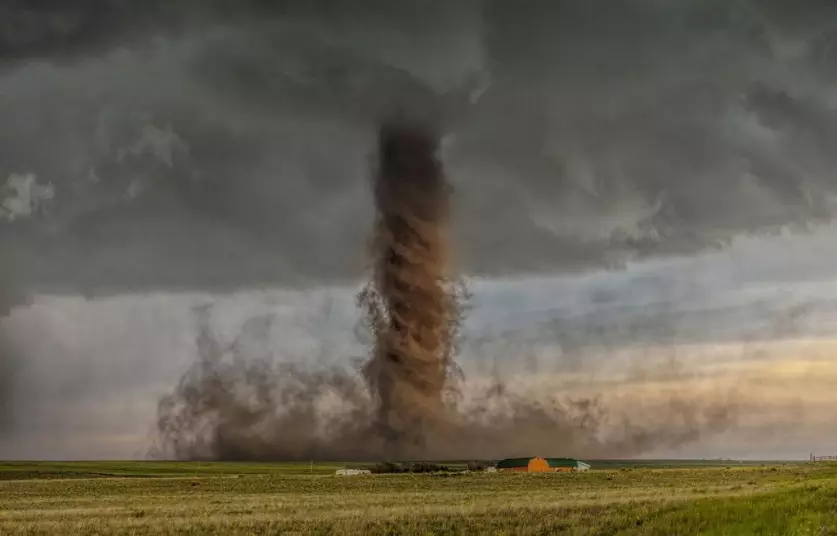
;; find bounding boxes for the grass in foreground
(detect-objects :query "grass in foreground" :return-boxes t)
[0,461,835,535]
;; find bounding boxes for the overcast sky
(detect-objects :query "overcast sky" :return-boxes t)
[5,1,837,291]
[3,1,837,460]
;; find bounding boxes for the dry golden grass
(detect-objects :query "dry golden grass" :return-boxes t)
[1,462,836,534]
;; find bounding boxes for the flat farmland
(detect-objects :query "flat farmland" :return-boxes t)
[1,461,836,535]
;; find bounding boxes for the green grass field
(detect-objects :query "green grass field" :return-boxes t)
[1,461,836,535]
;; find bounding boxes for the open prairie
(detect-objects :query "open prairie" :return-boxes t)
[1,461,836,535]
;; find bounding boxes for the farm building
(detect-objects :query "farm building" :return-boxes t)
[496,457,591,473]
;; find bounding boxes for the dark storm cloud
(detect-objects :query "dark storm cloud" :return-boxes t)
[3,1,837,295]
[450,0,837,271]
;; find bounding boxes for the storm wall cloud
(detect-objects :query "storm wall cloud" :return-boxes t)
[3,1,837,295]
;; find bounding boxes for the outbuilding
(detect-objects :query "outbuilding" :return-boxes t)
[335,468,372,476]
[496,457,591,473]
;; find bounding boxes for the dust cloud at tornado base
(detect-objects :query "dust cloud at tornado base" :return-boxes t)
[153,122,740,461]
[152,303,743,462]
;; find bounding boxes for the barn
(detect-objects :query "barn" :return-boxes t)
[495,457,591,473]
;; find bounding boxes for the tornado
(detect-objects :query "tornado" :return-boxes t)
[359,119,463,452]
[153,119,735,462]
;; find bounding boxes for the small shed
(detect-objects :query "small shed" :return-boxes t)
[335,468,372,476]
[496,457,591,473]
